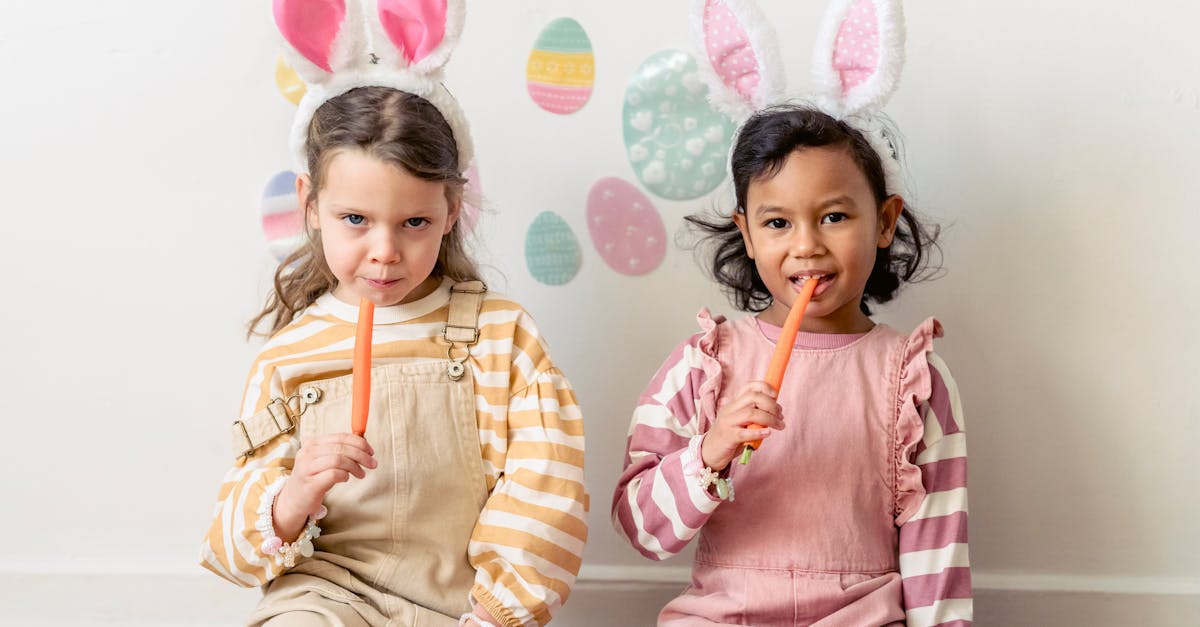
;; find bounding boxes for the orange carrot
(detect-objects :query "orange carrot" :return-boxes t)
[351,298,374,437]
[740,277,819,464]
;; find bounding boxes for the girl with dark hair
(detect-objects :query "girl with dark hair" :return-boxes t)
[613,1,972,624]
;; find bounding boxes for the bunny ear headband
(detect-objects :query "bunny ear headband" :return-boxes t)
[273,0,473,173]
[689,0,907,197]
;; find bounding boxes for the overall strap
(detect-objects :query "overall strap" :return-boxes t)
[442,280,486,380]
[443,280,486,344]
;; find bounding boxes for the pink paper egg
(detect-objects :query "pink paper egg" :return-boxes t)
[586,177,667,276]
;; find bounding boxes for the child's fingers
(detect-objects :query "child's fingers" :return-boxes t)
[737,381,778,400]
[741,406,784,430]
[300,440,378,470]
[307,433,375,456]
[314,468,352,488]
[735,427,772,443]
[306,453,370,480]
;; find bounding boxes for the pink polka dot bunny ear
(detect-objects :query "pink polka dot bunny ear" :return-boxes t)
[811,0,906,118]
[274,0,474,174]
[689,0,786,121]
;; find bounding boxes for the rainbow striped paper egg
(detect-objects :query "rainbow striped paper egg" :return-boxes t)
[261,171,306,262]
[526,18,594,115]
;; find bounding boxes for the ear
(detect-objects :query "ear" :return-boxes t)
[273,0,363,84]
[297,173,320,231]
[689,0,786,120]
[443,193,462,236]
[732,211,756,259]
[876,194,903,248]
[811,0,905,117]
[370,0,464,74]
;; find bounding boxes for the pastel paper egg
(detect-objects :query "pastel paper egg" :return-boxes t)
[274,55,307,106]
[526,18,594,115]
[623,49,736,200]
[261,170,305,262]
[587,177,666,276]
[525,211,582,286]
[460,162,482,235]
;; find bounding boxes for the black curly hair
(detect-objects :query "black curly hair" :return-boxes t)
[686,105,940,314]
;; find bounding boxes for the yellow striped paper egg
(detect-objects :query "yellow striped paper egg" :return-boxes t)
[526,18,594,115]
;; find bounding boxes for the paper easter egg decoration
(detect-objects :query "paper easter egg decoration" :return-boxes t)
[526,17,595,114]
[274,55,307,106]
[261,170,306,262]
[586,177,666,276]
[460,162,482,234]
[525,211,582,285]
[622,49,736,200]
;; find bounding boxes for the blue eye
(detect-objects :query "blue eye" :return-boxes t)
[344,214,365,226]
[406,217,430,228]
[821,212,847,224]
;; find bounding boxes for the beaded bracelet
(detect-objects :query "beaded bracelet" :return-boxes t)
[682,435,735,501]
[255,478,327,568]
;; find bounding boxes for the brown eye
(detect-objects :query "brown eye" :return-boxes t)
[821,212,847,225]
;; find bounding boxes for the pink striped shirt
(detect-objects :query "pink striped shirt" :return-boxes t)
[612,314,972,625]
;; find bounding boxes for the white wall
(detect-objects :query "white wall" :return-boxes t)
[1,0,1197,624]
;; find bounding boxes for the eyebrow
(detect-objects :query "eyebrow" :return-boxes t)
[753,195,856,217]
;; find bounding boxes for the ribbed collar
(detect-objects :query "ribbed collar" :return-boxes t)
[313,279,453,325]
[755,317,873,350]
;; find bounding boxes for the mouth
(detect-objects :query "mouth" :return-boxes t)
[363,278,402,290]
[789,271,834,297]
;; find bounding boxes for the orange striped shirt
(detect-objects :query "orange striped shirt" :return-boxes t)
[200,280,587,626]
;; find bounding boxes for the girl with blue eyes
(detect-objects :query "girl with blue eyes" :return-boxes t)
[201,84,587,627]
[614,106,972,624]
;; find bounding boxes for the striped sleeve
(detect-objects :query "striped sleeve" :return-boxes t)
[199,363,297,587]
[899,352,973,626]
[467,310,587,627]
[611,333,723,561]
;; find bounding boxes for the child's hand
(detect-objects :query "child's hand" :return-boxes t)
[701,381,783,471]
[273,433,377,540]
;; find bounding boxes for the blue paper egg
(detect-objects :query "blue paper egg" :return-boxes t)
[622,49,736,200]
[525,211,582,286]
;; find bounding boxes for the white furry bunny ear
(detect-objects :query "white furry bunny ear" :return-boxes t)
[689,0,786,121]
[273,0,364,84]
[811,0,905,117]
[367,0,464,76]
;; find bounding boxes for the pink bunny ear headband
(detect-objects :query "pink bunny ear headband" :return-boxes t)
[274,0,473,174]
[690,0,908,197]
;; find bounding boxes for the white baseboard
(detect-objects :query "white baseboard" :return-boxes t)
[1,567,1196,626]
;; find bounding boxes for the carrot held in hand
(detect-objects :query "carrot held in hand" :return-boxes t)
[351,298,374,437]
[740,277,819,465]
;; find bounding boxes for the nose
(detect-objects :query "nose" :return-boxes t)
[788,223,825,258]
[367,229,402,265]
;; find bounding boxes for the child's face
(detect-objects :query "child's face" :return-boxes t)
[301,149,459,307]
[735,146,902,333]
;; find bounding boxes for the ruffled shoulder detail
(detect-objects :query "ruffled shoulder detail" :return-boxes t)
[694,308,727,434]
[894,317,944,524]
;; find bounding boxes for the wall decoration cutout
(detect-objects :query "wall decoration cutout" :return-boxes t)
[622,49,735,200]
[527,17,595,114]
[586,177,666,276]
[460,162,482,235]
[525,211,582,285]
[274,55,307,105]
[262,170,305,262]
